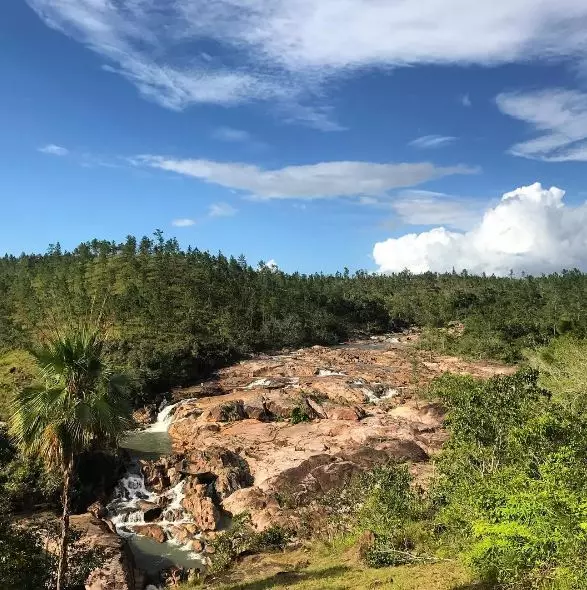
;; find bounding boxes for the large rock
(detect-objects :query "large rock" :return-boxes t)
[182,481,221,531]
[134,524,167,543]
[179,446,253,499]
[71,515,137,590]
[222,487,284,531]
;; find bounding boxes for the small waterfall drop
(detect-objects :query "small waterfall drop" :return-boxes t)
[107,399,207,574]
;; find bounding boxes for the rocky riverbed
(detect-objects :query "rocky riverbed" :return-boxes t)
[89,334,514,588]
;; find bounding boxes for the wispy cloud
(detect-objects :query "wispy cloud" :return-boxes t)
[38,144,69,156]
[497,89,587,161]
[460,94,472,107]
[212,127,252,143]
[172,218,196,227]
[208,202,238,217]
[392,189,485,230]
[27,0,587,128]
[135,155,477,200]
[409,135,457,149]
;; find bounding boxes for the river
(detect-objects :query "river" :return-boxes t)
[107,402,207,576]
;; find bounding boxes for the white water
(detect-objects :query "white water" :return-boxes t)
[107,399,207,574]
[318,369,346,376]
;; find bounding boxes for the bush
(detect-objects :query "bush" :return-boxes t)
[432,370,587,588]
[208,514,293,574]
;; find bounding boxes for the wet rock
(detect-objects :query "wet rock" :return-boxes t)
[136,501,162,522]
[169,524,200,545]
[132,406,156,426]
[134,524,167,543]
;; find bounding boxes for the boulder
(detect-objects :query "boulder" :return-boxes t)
[206,400,246,422]
[326,405,365,421]
[222,487,283,531]
[179,446,253,499]
[242,397,268,420]
[182,481,221,531]
[87,500,108,519]
[264,392,300,419]
[136,500,162,522]
[134,524,167,543]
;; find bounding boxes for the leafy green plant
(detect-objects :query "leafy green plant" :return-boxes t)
[290,406,311,424]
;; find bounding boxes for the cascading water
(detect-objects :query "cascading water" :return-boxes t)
[107,400,207,576]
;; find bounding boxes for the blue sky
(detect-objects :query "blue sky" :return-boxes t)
[3,1,587,275]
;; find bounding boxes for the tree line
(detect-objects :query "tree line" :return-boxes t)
[2,232,587,409]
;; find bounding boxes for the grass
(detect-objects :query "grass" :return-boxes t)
[183,541,483,590]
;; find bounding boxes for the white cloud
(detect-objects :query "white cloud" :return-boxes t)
[259,259,279,271]
[136,155,476,200]
[26,0,587,126]
[172,218,196,227]
[208,202,238,217]
[409,135,457,149]
[392,190,485,229]
[212,127,252,142]
[38,144,69,156]
[373,183,587,276]
[461,94,472,107]
[497,89,587,161]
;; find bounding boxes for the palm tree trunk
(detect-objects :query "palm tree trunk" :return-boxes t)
[56,458,74,590]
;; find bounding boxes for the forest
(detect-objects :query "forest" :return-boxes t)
[1,232,587,416]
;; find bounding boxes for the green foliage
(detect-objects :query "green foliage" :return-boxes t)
[525,335,587,414]
[0,426,60,511]
[0,349,38,421]
[0,518,53,590]
[208,514,293,574]
[290,405,311,424]
[9,326,134,469]
[3,237,587,407]
[432,370,587,588]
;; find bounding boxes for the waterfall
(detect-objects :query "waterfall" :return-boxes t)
[106,398,207,573]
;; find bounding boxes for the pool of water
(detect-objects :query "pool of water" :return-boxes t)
[127,535,207,574]
[120,429,172,460]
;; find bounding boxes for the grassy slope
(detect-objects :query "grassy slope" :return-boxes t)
[187,543,482,590]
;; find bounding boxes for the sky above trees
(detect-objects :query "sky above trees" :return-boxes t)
[2,1,587,274]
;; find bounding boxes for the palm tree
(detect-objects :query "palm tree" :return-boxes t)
[8,326,133,590]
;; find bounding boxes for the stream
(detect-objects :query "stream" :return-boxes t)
[107,402,207,576]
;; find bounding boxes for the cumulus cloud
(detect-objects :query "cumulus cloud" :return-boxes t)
[208,202,237,217]
[258,259,279,271]
[135,155,476,200]
[171,218,196,227]
[38,144,69,156]
[409,135,456,149]
[392,190,485,229]
[26,0,587,126]
[373,183,587,276]
[497,89,587,161]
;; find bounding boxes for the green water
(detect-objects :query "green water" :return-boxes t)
[120,429,172,460]
[127,535,206,574]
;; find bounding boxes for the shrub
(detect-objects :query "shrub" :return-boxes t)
[432,370,587,588]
